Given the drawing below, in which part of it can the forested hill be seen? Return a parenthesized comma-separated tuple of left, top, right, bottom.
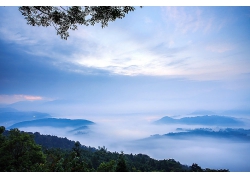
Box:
(33, 132, 97, 152)
(0, 126, 229, 172)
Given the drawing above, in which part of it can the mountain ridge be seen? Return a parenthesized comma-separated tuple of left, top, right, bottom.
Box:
(0, 108, 51, 127)
(154, 115, 244, 126)
(7, 118, 95, 130)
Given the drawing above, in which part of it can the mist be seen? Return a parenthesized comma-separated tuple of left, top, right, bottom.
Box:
(118, 137, 250, 172)
(15, 114, 250, 172)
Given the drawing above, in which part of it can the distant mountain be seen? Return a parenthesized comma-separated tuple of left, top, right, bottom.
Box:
(154, 115, 244, 126)
(0, 108, 51, 126)
(149, 128, 250, 142)
(68, 125, 90, 135)
(7, 118, 95, 130)
(154, 116, 175, 124)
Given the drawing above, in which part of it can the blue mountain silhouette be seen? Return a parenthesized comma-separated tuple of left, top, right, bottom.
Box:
(154, 115, 244, 126)
(7, 118, 95, 130)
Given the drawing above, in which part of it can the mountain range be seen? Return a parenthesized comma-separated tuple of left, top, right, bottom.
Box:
(7, 118, 95, 135)
(154, 115, 244, 126)
(149, 128, 250, 142)
(8, 118, 94, 128)
(0, 107, 51, 127)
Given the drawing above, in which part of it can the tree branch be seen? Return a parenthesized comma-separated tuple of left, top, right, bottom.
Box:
(60, 6, 68, 12)
(33, 7, 51, 16)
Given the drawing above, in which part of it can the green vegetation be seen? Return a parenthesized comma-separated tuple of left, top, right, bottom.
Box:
(0, 126, 45, 171)
(0, 126, 229, 172)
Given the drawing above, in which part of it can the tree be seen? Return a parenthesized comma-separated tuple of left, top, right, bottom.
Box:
(72, 141, 82, 157)
(97, 160, 116, 172)
(190, 163, 203, 172)
(19, 6, 138, 40)
(0, 127, 46, 171)
(0, 126, 5, 144)
(115, 152, 128, 172)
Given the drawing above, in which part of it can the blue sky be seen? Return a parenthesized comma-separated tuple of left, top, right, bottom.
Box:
(0, 6, 250, 121)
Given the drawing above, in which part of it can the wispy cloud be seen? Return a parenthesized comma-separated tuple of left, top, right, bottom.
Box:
(0, 6, 249, 82)
(0, 27, 37, 45)
(206, 43, 235, 53)
(162, 7, 209, 34)
(161, 6, 232, 35)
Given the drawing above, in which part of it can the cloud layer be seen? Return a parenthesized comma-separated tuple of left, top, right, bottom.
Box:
(1, 7, 250, 80)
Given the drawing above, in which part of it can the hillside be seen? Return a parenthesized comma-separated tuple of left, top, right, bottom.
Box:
(0, 126, 229, 172)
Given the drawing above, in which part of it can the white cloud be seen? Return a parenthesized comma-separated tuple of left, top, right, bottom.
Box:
(66, 26, 247, 80)
(0, 27, 37, 45)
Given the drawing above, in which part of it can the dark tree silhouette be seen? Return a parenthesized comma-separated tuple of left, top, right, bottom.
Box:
(72, 141, 82, 157)
(191, 163, 203, 172)
(115, 152, 128, 172)
(0, 127, 46, 171)
(19, 6, 138, 40)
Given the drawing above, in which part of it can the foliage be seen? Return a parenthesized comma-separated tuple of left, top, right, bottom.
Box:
(115, 152, 128, 172)
(0, 127, 230, 172)
(97, 160, 116, 172)
(19, 6, 138, 40)
(191, 163, 203, 172)
(0, 126, 45, 172)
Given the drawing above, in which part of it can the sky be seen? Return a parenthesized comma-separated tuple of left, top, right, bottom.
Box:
(1, 6, 250, 122)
